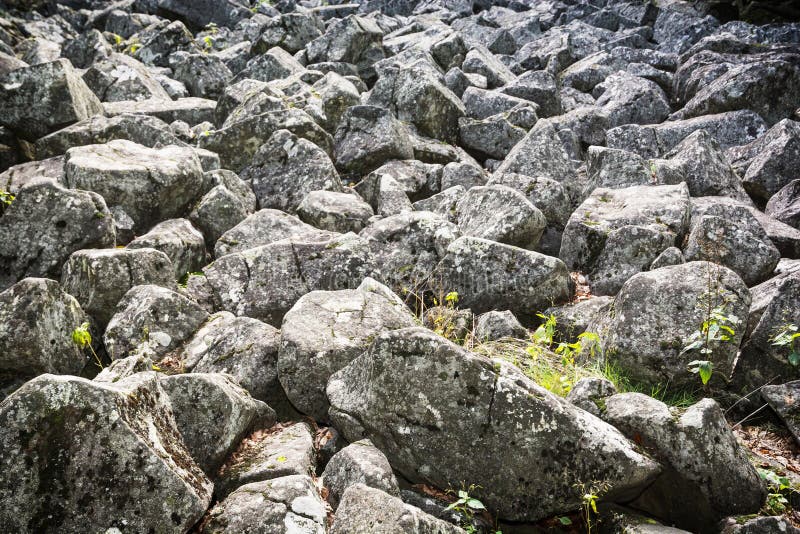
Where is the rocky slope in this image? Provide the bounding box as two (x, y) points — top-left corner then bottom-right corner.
(1, 0), (800, 532)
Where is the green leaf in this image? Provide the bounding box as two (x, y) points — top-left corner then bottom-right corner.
(71, 322), (92, 348)
(466, 498), (485, 510)
(789, 351), (800, 367)
(458, 490), (468, 499)
(276, 456), (287, 463)
(558, 517), (573, 525)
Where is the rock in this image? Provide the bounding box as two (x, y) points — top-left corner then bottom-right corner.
(0, 181), (115, 290)
(673, 55), (800, 126)
(93, 353), (154, 384)
(368, 59), (465, 143)
(322, 439), (400, 511)
(61, 248), (174, 328)
(37, 109), (179, 155)
(198, 108), (333, 172)
(217, 422), (316, 497)
(171, 53), (233, 100)
(360, 211), (459, 294)
(474, 310), (528, 341)
(762, 381), (800, 446)
(545, 296), (614, 342)
(278, 278), (416, 421)
(441, 162), (487, 191)
(766, 179), (800, 230)
(0, 278), (91, 388)
(64, 140), (205, 233)
(462, 46), (515, 89)
(202, 475), (327, 534)
(604, 394), (765, 531)
(83, 53), (172, 103)
(487, 173), (571, 229)
(297, 190), (374, 233)
(134, 20), (200, 68)
(683, 202), (779, 287)
(458, 115), (526, 160)
(606, 110), (768, 159)
(331, 484), (465, 534)
(601, 261), (750, 389)
(252, 12), (324, 55)
(0, 373), (212, 532)
(357, 159), (442, 205)
(161, 373), (274, 474)
(327, 327), (660, 521)
(566, 377), (617, 417)
(650, 247), (685, 270)
(204, 233), (375, 327)
(559, 184), (691, 296)
(158, 0), (252, 29)
(413, 186), (465, 221)
(128, 219), (207, 280)
(501, 70), (562, 117)
(104, 284), (209, 361)
(103, 97), (217, 126)
(462, 86), (539, 123)
(214, 208), (332, 258)
(720, 515), (800, 534)
(493, 120), (574, 184)
(241, 129), (343, 213)
(434, 236), (571, 319)
(601, 507), (694, 533)
(305, 15), (384, 80)
(190, 185), (252, 250)
(594, 72), (671, 128)
(0, 59), (103, 141)
(733, 270), (800, 394)
(308, 71), (362, 133)
(728, 118), (800, 204)
(333, 105), (415, 175)
(234, 46), (304, 84)
(455, 185), (547, 250)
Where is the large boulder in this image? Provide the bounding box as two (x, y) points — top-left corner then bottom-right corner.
(103, 284), (209, 361)
(214, 209), (333, 258)
(161, 373), (274, 475)
(333, 105), (415, 175)
(604, 394), (765, 531)
(0, 59), (103, 141)
(493, 119), (574, 183)
(61, 248), (174, 328)
(322, 439), (400, 511)
(305, 15), (384, 79)
(157, 0), (251, 29)
(600, 261), (751, 389)
(278, 278), (416, 421)
(0, 181), (115, 290)
(433, 236), (572, 319)
(204, 233), (376, 326)
(127, 218), (207, 280)
(327, 327), (660, 521)
(0, 373), (212, 532)
(559, 184), (691, 296)
(0, 278), (91, 387)
(766, 179), (800, 230)
(64, 140), (205, 233)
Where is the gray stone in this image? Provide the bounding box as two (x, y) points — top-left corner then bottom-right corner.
(474, 310), (528, 341)
(128, 219), (207, 280)
(604, 394), (765, 532)
(278, 278), (416, 421)
(493, 119), (574, 184)
(566, 377), (617, 417)
(333, 105), (415, 175)
(134, 20), (200, 68)
(487, 173), (571, 228)
(190, 187), (251, 251)
(158, 0), (251, 29)
(327, 327), (660, 522)
(103, 97), (217, 126)
(205, 233), (375, 327)
(214, 209), (334, 258)
(216, 422), (316, 498)
(331, 484), (464, 534)
(64, 140), (205, 234)
(766, 179), (800, 230)
(458, 115), (526, 160)
(0, 59), (103, 141)
(297, 190), (374, 233)
(305, 15), (384, 80)
(501, 70), (562, 117)
(234, 46), (305, 84)
(202, 475), (327, 534)
(433, 236), (572, 320)
(762, 381), (800, 446)
(242, 129), (343, 213)
(601, 261), (750, 389)
(0, 181), (115, 290)
(0, 373), (212, 533)
(322, 439), (400, 511)
(104, 284), (209, 361)
(61, 248), (174, 328)
(252, 12), (324, 55)
(161, 373), (274, 475)
(83, 53), (172, 103)
(720, 516), (800, 534)
(455, 185), (547, 250)
(462, 46), (515, 89)
(650, 247), (685, 270)
(594, 72), (671, 128)
(171, 53), (233, 100)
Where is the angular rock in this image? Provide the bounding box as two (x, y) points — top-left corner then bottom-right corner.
(601, 261), (750, 389)
(203, 475), (327, 534)
(327, 327), (660, 521)
(501, 70), (561, 117)
(493, 120), (574, 184)
(766, 179), (800, 230)
(594, 72), (671, 128)
(458, 115), (526, 160)
(103, 97), (217, 126)
(0, 373), (212, 533)
(305, 15), (384, 79)
(333, 105), (414, 175)
(604, 394), (765, 531)
(455, 185), (547, 250)
(214, 209), (333, 258)
(205, 233), (375, 326)
(134, 21), (200, 68)
(234, 46), (305, 84)
(720, 516), (800, 534)
(0, 59), (103, 141)
(241, 129), (343, 213)
(128, 219), (207, 280)
(252, 12), (324, 55)
(64, 140), (205, 233)
(104, 284), (209, 361)
(474, 310), (528, 341)
(161, 373), (274, 474)
(61, 248), (174, 328)
(297, 191), (374, 233)
(0, 181), (115, 290)
(83, 53), (172, 103)
(171, 53), (233, 100)
(566, 377), (617, 417)
(158, 0), (251, 29)
(278, 278), (416, 421)
(322, 440), (400, 511)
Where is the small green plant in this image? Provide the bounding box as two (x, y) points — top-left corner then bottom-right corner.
(71, 322), (103, 369)
(202, 35), (214, 51)
(0, 189), (14, 205)
(110, 33), (123, 45)
(680, 266), (740, 385)
(758, 467), (792, 515)
(430, 291), (461, 342)
(770, 323), (800, 366)
(574, 481), (609, 534)
(445, 484), (500, 534)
